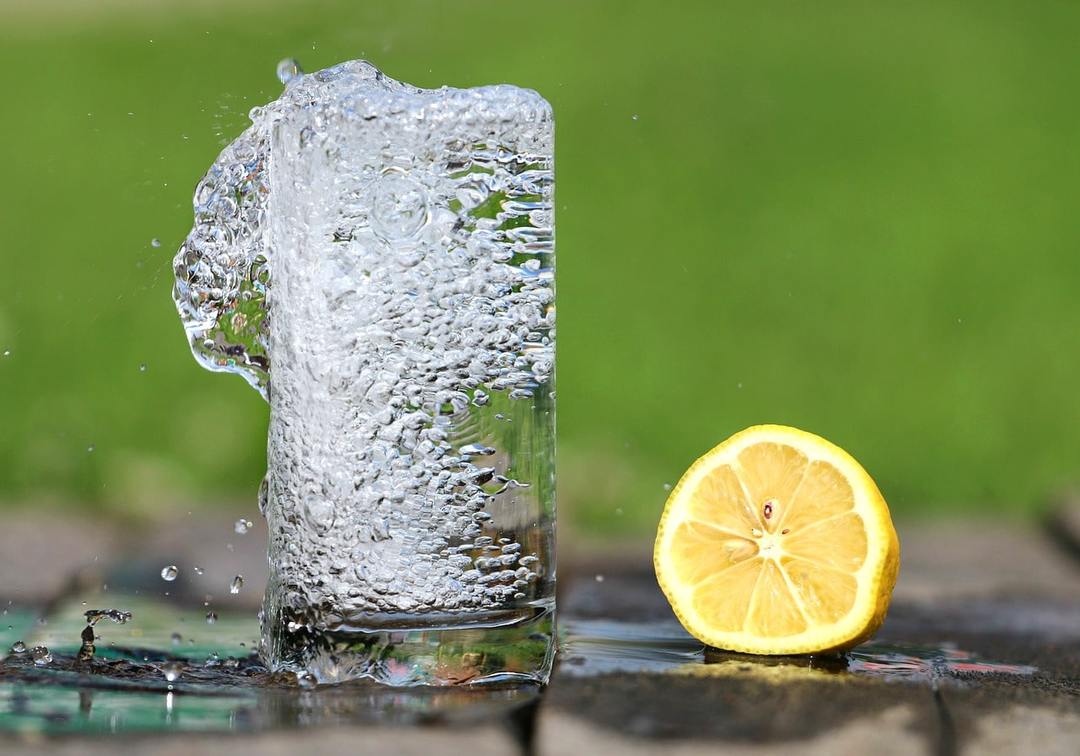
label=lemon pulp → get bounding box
[654,425,900,655]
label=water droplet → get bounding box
[161,565,179,582]
[10,640,26,654]
[594,574,605,583]
[276,57,303,85]
[161,661,183,682]
[87,444,96,453]
[193,565,204,576]
[85,608,132,625]
[30,646,52,666]
[138,363,148,373]
[296,671,317,689]
[1,349,9,357]
[170,632,182,646]
[632,114,639,121]
[150,238,162,248]
[234,518,253,534]
[206,610,218,625]
[662,483,672,492]
[230,575,244,594]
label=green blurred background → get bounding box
[1,0,1078,534]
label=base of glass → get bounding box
[265,601,556,686]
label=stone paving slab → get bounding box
[2,516,1079,754]
[6,726,521,756]
[539,521,1080,756]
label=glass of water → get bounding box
[260,68,555,685]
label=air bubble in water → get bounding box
[370,172,430,242]
[161,565,179,581]
[276,58,303,85]
[151,238,162,248]
[230,575,244,594]
[234,518,253,534]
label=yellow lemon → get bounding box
[654,425,899,655]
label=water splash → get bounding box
[161,661,184,683]
[172,60,421,396]
[84,609,132,626]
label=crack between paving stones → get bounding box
[1043,508,1080,567]
[505,692,540,756]
[931,685,958,756]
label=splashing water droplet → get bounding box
[206,610,218,625]
[296,671,317,689]
[161,661,183,682]
[161,565,179,582]
[276,58,303,85]
[151,238,162,248]
[85,608,132,626]
[30,646,52,666]
[230,575,244,594]
[10,640,26,654]
[234,518,253,534]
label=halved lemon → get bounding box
[654,425,899,655]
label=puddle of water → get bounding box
[0,608,1037,736]
[847,644,1038,682]
[560,618,1038,684]
[0,592,539,736]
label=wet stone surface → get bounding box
[0,520,1078,754]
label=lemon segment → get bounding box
[654,424,900,655]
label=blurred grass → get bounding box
[1,0,1079,533]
